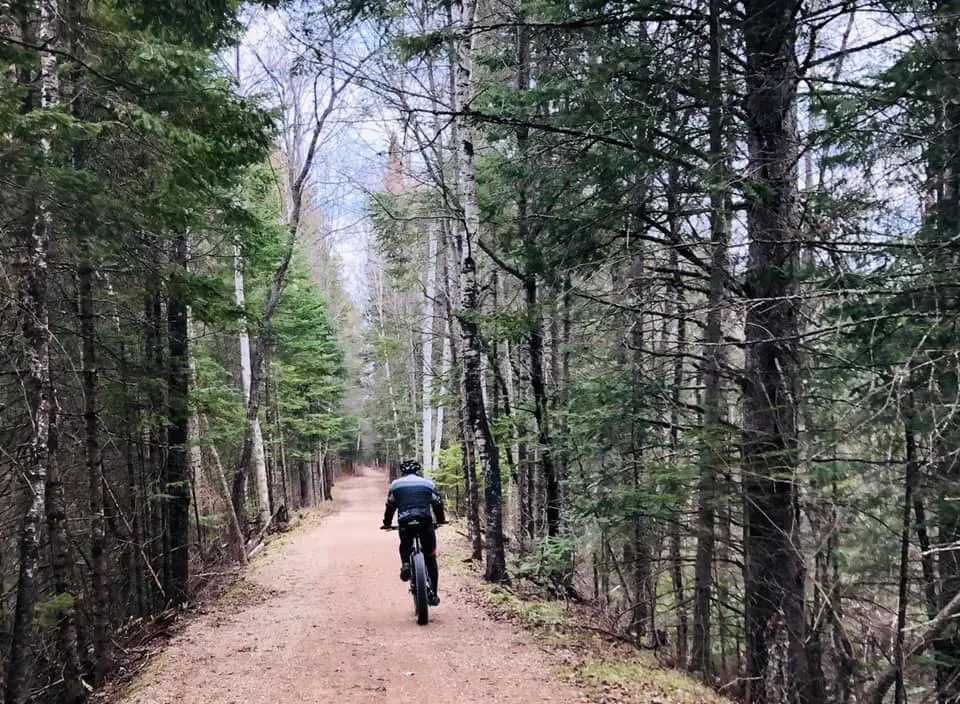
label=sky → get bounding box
[235,6,398,308]
[231,1,921,311]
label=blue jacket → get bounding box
[384,474,446,525]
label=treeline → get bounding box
[362,0,960,701]
[0,1,355,701]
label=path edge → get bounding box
[90,499,343,704]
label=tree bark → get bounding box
[79,235,111,680]
[525,275,560,538]
[434,315,452,469]
[232,241,271,530]
[44,393,86,703]
[422,224,437,472]
[453,0,506,579]
[6,1,57,699]
[459,354,483,560]
[893,409,919,704]
[166,232,192,605]
[741,0,807,697]
[443,211,482,558]
[691,0,730,673]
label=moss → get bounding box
[485,585,566,629]
[448,522,732,704]
[570,658,729,703]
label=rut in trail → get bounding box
[124,468,585,704]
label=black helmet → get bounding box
[400,459,422,475]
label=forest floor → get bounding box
[109,468,725,704]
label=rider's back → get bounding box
[388,474,438,523]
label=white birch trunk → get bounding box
[6,3,57,699]
[454,0,508,581]
[433,316,451,473]
[234,242,271,528]
[422,225,438,473]
[480,340,491,417]
[376,265,405,459]
[187,308,203,490]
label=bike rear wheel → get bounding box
[412,551,429,625]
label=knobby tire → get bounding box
[413,551,429,625]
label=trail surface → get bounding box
[125,468,585,703]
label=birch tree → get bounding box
[453,0,508,582]
[234,242,272,530]
[231,12,367,529]
[5,1,58,700]
[422,224,437,472]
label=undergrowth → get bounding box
[446,531,730,704]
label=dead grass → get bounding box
[93,500,342,704]
[444,524,731,704]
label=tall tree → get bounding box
[740,0,807,698]
[453,0,507,582]
[5,0,59,700]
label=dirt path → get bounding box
[124,468,586,704]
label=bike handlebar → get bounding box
[381,522,446,531]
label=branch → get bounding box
[476,238,529,283]
[865,587,960,704]
[408,107,701,170]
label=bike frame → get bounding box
[383,519,437,625]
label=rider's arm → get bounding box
[383,488,397,526]
[431,489,446,524]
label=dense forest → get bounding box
[2,0,960,702]
[0,1,360,702]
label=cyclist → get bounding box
[382,459,446,606]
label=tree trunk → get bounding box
[44,394,86,703]
[423,224,437,472]
[444,213,482,559]
[459,364,483,559]
[199,415,246,563]
[299,459,314,508]
[525,276,560,538]
[867,586,960,704]
[931,3,960,695]
[668,253,688,665]
[434,316,452,469]
[232,241,271,531]
[452,0,506,578]
[893,409,919,704]
[166,232,192,605]
[187,309,205,552]
[272,375,289,508]
[691,0,730,673]
[375,265,406,459]
[741,0,807,697]
[6,1,57,699]
[145,280,167,610]
[79,235,110,681]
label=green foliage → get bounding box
[270,254,348,457]
[34,593,77,631]
[432,444,464,497]
[516,536,577,591]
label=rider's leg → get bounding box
[398,524,414,581]
[420,523,439,594]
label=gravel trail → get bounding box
[124,468,585,703]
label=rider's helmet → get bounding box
[399,458,422,476]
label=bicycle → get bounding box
[381,520,442,625]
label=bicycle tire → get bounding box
[413,551,429,625]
